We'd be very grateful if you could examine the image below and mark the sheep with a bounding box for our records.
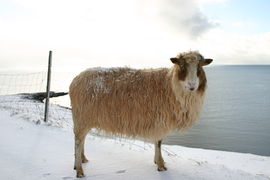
[69,51,213,177]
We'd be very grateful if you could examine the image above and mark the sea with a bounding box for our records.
[164,65,270,156]
[1,65,270,156]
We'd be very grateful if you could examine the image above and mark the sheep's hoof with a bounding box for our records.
[76,172,85,178]
[157,166,167,171]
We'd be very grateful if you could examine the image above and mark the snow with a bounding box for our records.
[90,67,121,73]
[0,95,270,180]
[85,67,139,97]
[0,95,73,130]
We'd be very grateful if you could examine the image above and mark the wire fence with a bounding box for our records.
[0,72,46,95]
[0,71,73,129]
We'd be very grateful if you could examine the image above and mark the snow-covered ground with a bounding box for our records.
[0,95,269,180]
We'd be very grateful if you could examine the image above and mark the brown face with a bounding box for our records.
[170,52,213,93]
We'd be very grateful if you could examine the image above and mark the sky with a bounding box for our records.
[0,0,270,71]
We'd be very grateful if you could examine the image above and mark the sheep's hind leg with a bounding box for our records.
[74,134,88,169]
[74,133,87,178]
[154,140,167,171]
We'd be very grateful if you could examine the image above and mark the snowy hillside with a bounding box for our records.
[0,95,269,180]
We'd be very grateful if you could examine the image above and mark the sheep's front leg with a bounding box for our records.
[154,140,167,171]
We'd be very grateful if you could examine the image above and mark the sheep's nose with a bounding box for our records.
[188,82,196,91]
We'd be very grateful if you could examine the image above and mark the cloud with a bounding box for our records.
[0,0,218,69]
[0,0,269,70]
[196,29,270,64]
[179,11,218,37]
[137,0,218,38]
[1,0,216,40]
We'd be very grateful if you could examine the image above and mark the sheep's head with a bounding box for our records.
[170,51,213,93]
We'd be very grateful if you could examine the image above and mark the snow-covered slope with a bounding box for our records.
[0,95,269,180]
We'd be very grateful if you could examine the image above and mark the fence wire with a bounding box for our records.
[0,71,72,128]
[0,72,46,95]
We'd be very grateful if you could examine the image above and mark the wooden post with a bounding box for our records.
[44,51,52,122]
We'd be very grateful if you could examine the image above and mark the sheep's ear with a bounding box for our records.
[170,57,178,64]
[201,58,213,66]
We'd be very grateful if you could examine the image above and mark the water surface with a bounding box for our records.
[164,65,270,156]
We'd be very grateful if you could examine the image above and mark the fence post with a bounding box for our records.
[44,51,52,122]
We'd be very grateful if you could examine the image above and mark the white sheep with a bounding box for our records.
[69,51,213,177]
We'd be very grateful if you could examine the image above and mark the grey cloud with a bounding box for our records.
[182,12,218,37]
[156,0,218,38]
